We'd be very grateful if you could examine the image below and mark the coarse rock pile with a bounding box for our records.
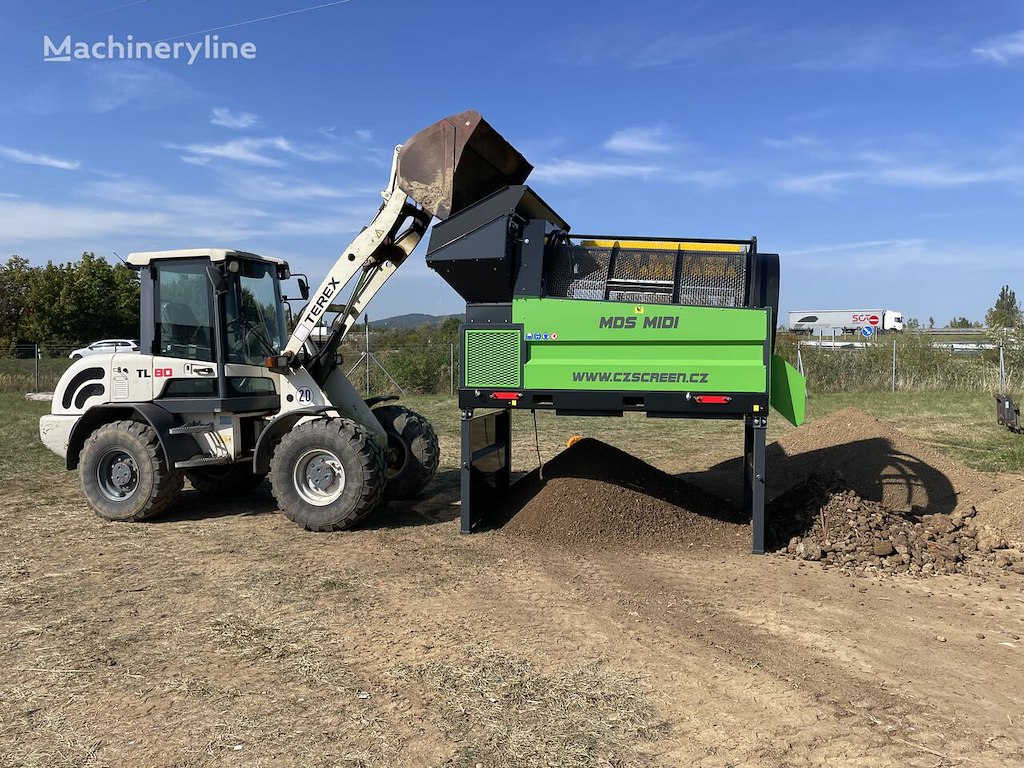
[770,474,1024,576]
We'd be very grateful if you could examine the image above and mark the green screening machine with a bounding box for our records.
[415,113,805,553]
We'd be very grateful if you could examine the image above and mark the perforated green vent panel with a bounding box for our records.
[464,329,521,388]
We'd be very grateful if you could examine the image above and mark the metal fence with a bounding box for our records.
[785,333,1022,394]
[1,335,460,396]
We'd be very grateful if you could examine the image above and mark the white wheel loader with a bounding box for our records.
[38,110,531,530]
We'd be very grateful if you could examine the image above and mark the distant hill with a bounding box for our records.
[368,313,464,330]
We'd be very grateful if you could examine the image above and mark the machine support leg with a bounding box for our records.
[459,408,513,534]
[745,415,767,554]
[460,409,473,534]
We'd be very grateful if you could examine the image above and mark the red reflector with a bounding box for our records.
[489,392,523,401]
[694,395,732,404]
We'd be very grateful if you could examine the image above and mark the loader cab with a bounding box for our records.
[128,248,290,403]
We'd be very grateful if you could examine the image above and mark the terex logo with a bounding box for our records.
[304,277,341,326]
[599,316,680,330]
[852,313,880,326]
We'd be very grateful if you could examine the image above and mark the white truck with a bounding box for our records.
[788,309,904,335]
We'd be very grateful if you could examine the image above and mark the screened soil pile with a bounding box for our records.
[765,407,998,515]
[499,438,747,548]
[973,478,1024,543]
[769,474,1023,576]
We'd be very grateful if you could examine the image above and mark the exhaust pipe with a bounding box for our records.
[396,109,532,221]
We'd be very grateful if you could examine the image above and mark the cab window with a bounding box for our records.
[155,261,215,362]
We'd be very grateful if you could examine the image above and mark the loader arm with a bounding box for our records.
[282,147,431,386]
[275,109,532,388]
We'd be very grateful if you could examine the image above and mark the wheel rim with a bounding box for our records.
[96,448,140,502]
[385,433,409,481]
[293,448,346,506]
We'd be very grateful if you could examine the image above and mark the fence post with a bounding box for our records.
[796,343,804,376]
[364,315,371,396]
[891,340,897,393]
[998,340,1006,392]
[34,343,40,393]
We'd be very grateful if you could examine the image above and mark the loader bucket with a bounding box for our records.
[397,110,532,221]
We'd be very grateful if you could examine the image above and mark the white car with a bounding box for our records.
[69,339,140,359]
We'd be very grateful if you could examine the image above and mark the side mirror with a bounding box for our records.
[205,264,227,296]
[297,276,310,301]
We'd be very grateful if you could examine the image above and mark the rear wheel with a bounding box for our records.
[186,464,267,495]
[269,418,386,531]
[373,405,439,500]
[79,420,184,521]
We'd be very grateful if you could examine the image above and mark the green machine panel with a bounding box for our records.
[512,297,769,394]
[464,328,522,388]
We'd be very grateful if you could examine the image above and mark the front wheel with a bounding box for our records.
[186,464,267,495]
[79,420,184,521]
[269,418,386,531]
[373,405,439,500]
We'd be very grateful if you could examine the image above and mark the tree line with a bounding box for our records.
[0,253,139,354]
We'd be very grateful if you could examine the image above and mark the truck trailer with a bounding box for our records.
[788,309,904,335]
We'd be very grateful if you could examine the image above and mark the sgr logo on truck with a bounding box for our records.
[599,316,680,330]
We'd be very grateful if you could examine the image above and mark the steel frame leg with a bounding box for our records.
[459,408,512,534]
[744,415,767,554]
[460,409,473,534]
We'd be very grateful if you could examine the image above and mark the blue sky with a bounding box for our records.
[0,0,1022,325]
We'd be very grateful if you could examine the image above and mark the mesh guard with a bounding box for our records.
[545,237,750,308]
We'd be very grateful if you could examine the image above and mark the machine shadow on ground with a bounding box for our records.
[152,470,465,529]
[688,436,960,547]
[153,487,278,523]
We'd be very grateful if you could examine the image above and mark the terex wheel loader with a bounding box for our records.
[39,110,529,530]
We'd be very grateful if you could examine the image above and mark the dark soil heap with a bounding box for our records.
[769,474,1022,576]
[499,438,747,548]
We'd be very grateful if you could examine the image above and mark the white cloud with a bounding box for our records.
[972,30,1024,64]
[90,65,194,113]
[775,171,859,194]
[530,159,660,184]
[169,137,338,167]
[604,126,677,155]
[788,238,927,259]
[0,146,80,170]
[230,173,373,202]
[776,160,1024,193]
[211,107,259,129]
[762,135,822,150]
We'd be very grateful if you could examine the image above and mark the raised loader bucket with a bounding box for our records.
[396,110,532,221]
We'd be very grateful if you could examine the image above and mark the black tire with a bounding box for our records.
[373,405,439,500]
[79,420,184,522]
[269,418,386,531]
[186,464,267,495]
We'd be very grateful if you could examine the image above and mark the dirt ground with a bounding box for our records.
[2,402,1023,767]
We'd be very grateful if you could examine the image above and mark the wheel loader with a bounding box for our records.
[39,110,528,530]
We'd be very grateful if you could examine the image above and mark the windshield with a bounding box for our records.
[225,261,287,365]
